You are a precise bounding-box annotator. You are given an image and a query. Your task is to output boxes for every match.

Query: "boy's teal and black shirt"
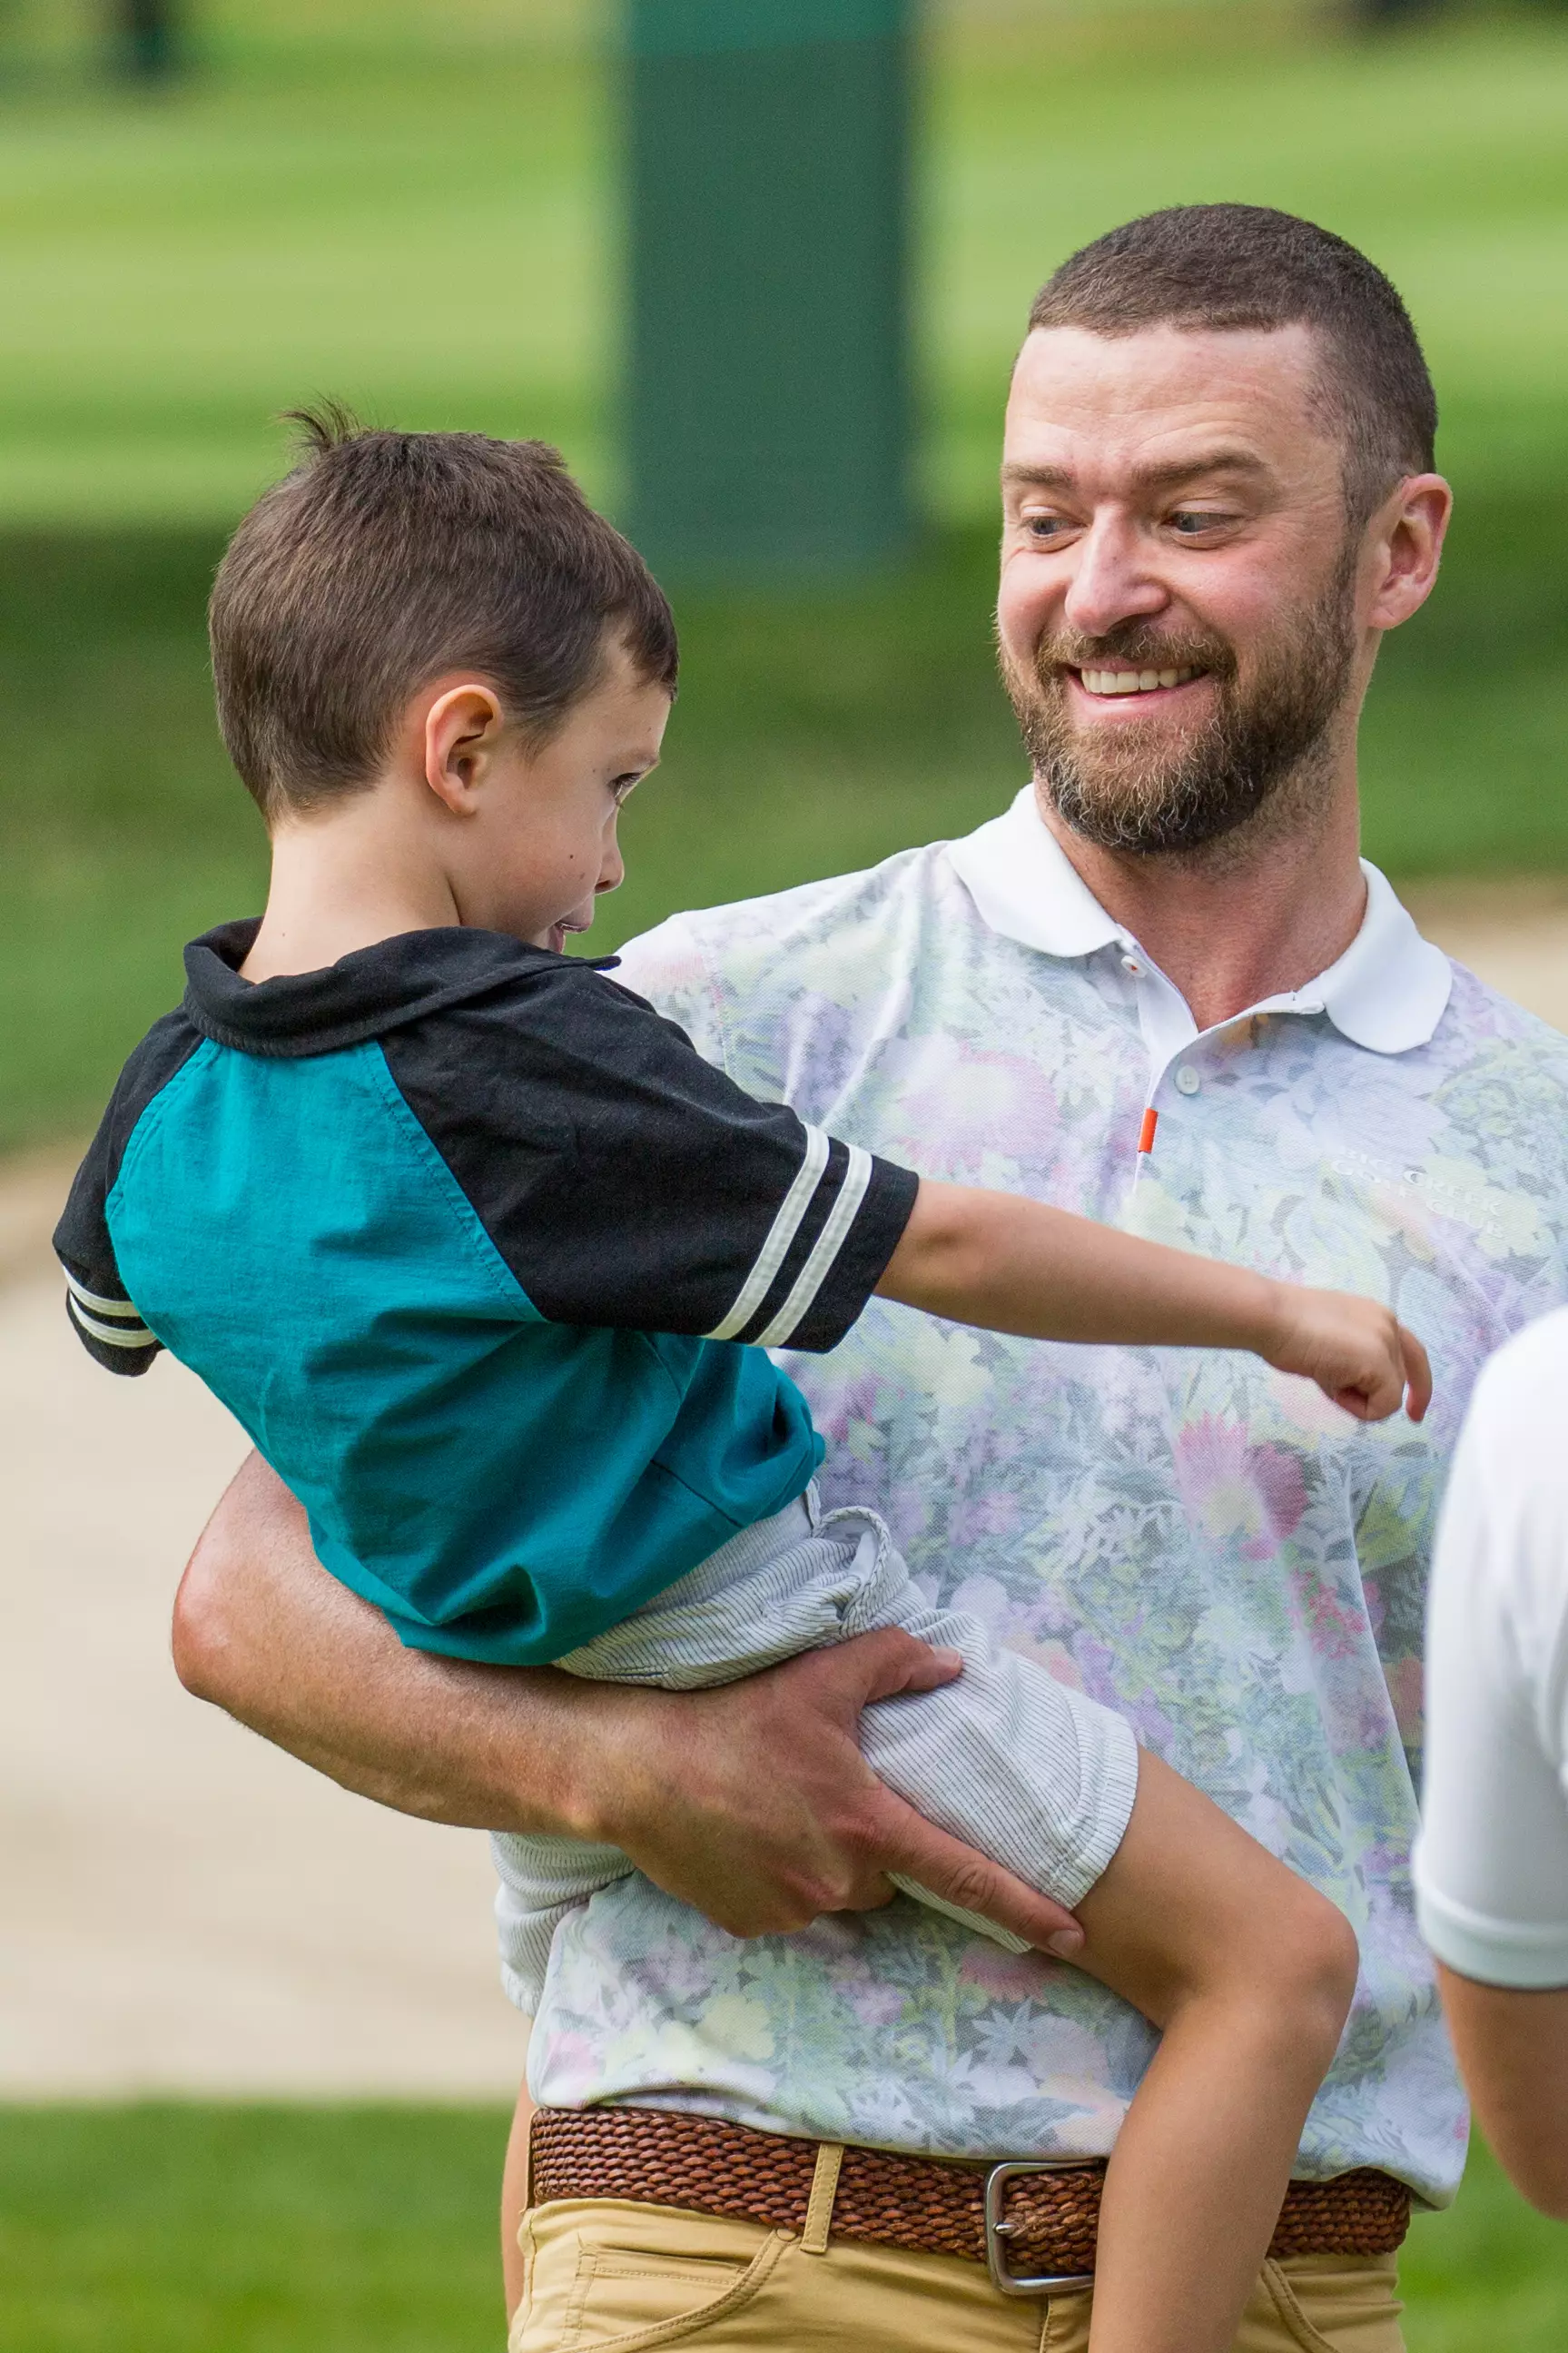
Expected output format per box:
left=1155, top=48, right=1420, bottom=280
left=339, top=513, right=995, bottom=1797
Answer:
left=54, top=922, right=919, bottom=1666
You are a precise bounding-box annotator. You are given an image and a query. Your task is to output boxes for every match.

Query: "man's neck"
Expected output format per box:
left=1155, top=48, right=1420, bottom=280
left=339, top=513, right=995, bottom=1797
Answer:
left=1033, top=771, right=1366, bottom=1033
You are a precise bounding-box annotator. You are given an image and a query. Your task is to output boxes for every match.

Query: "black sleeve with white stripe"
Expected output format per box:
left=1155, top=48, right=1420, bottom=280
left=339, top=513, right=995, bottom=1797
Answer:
left=54, top=1008, right=202, bottom=1377
left=383, top=964, right=920, bottom=1352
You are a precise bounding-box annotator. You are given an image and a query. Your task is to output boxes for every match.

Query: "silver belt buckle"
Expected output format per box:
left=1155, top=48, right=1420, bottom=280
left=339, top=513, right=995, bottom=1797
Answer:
left=983, top=2159, right=1098, bottom=2299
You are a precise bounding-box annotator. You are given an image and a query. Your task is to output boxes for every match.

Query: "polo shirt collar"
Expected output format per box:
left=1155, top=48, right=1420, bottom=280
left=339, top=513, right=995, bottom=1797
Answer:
left=946, top=785, right=1452, bottom=1056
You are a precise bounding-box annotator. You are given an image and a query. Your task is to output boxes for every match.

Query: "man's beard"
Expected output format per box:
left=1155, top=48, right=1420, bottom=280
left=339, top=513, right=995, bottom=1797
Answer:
left=1002, top=556, right=1359, bottom=859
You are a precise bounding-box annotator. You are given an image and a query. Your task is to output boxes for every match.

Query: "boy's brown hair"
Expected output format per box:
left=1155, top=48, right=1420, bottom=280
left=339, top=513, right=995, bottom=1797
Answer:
left=210, top=407, right=678, bottom=824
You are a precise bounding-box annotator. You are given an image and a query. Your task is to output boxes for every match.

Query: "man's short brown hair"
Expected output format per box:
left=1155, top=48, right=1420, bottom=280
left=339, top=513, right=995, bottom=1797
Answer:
left=210, top=409, right=678, bottom=824
left=1028, top=204, right=1437, bottom=522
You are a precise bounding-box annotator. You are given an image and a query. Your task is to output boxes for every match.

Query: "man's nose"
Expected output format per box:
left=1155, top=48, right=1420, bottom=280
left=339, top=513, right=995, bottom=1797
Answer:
left=1061, top=513, right=1168, bottom=640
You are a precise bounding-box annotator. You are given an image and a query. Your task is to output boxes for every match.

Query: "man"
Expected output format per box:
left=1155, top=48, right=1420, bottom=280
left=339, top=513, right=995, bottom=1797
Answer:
left=173, top=206, right=1568, bottom=2348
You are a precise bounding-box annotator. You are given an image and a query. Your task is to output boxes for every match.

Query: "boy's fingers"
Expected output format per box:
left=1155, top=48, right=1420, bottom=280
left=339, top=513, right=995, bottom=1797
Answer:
left=870, top=1787, right=1084, bottom=1957
left=1401, top=1325, right=1433, bottom=1422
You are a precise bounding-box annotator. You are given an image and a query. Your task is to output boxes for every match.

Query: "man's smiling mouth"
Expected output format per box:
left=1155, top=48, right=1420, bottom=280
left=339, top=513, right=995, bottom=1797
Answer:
left=1072, top=666, right=1202, bottom=697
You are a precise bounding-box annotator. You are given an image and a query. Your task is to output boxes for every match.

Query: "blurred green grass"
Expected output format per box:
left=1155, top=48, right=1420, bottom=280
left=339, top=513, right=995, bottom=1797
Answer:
left=0, top=11, right=1565, bottom=519
left=0, top=2104, right=1560, bottom=2353
left=0, top=35, right=606, bottom=522
left=2, top=3, right=1567, bottom=1148
left=0, top=2104, right=509, bottom=2353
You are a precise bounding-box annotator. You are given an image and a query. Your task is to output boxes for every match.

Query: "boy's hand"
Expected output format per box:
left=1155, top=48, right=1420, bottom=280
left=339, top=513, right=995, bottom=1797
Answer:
left=1258, top=1285, right=1431, bottom=1423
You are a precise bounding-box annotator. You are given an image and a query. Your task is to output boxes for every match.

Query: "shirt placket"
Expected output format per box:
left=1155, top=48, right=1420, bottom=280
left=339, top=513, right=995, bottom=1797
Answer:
left=1113, top=934, right=1326, bottom=1191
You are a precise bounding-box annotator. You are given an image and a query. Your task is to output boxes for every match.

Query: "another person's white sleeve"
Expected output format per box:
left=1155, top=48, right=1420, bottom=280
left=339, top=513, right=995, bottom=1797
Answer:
left=1415, top=1314, right=1568, bottom=1988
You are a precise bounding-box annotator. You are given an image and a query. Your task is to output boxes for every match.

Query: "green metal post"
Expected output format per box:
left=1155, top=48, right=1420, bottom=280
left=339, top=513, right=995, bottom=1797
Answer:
left=625, top=0, right=913, bottom=574
left=115, top=0, right=181, bottom=80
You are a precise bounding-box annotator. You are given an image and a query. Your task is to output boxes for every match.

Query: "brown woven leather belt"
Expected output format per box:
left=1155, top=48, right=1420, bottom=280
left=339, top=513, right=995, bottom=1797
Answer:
left=529, top=2106, right=1410, bottom=2297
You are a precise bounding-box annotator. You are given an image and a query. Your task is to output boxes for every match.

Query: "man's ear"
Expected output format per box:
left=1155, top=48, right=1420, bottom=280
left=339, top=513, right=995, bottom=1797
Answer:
left=422, top=682, right=508, bottom=816
left=1366, top=474, right=1452, bottom=635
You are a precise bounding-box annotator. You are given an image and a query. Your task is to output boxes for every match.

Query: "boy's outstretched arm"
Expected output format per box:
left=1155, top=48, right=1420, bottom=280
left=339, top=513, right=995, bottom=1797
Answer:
left=877, top=1180, right=1431, bottom=1423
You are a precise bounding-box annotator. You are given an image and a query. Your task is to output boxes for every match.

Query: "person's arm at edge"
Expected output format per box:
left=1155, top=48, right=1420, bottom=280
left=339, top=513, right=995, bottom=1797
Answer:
left=1418, top=1339, right=1568, bottom=2220
left=1435, top=1966, right=1568, bottom=2220
left=173, top=1452, right=1087, bottom=1953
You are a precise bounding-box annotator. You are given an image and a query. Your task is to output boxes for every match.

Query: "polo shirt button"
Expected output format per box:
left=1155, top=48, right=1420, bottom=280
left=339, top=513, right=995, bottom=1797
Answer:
left=1121, top=954, right=1141, bottom=976
left=1175, top=1065, right=1201, bottom=1096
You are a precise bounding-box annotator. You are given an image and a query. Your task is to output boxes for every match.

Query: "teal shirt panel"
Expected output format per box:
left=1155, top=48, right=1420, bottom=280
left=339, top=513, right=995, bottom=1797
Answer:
left=105, top=1035, right=823, bottom=1663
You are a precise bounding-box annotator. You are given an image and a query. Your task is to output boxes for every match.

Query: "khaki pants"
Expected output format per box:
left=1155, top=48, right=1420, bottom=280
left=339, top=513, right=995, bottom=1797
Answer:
left=509, top=2197, right=1404, bottom=2352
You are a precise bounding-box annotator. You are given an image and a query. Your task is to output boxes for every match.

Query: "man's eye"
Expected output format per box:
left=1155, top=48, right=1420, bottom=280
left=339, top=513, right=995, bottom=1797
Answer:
left=1169, top=510, right=1230, bottom=536
left=1024, top=514, right=1073, bottom=541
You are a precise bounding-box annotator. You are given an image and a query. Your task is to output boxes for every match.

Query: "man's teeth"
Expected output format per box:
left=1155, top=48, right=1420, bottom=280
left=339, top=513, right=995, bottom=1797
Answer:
left=1080, top=666, right=1198, bottom=696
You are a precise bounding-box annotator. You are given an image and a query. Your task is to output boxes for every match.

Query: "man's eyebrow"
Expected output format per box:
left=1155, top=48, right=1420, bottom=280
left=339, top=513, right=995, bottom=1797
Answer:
left=1002, top=450, right=1273, bottom=497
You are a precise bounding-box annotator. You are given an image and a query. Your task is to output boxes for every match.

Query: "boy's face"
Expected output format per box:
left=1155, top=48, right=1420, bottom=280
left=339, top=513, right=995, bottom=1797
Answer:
left=463, top=638, right=670, bottom=951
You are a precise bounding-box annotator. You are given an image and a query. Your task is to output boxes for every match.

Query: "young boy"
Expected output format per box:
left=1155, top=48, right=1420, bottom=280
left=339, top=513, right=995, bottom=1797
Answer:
left=58, top=418, right=1428, bottom=2353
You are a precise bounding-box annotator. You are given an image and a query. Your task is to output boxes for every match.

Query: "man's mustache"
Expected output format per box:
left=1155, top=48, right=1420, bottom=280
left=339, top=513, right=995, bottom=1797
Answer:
left=1031, top=628, right=1239, bottom=681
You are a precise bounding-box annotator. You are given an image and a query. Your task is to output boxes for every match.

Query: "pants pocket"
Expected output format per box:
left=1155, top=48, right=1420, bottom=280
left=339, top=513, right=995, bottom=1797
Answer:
left=518, top=2221, right=792, bottom=2351
left=1255, top=2257, right=1405, bottom=2353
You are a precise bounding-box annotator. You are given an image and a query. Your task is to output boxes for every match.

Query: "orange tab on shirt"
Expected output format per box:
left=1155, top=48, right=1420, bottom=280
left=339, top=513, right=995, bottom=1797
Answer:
left=1138, top=1107, right=1159, bottom=1157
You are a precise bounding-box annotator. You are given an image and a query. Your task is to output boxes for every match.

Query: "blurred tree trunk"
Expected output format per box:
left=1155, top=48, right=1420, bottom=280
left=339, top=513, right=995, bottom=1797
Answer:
left=1352, top=0, right=1443, bottom=23
left=625, top=0, right=912, bottom=578
left=116, top=0, right=179, bottom=79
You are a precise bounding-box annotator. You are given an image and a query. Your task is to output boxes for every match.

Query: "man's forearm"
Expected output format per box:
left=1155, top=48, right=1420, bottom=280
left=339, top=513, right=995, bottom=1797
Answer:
left=173, top=1452, right=598, bottom=1834
left=173, top=1451, right=1088, bottom=1953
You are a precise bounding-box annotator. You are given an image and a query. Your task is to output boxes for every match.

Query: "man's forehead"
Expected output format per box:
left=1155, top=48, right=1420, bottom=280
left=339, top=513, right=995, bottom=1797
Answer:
left=1002, top=319, right=1335, bottom=487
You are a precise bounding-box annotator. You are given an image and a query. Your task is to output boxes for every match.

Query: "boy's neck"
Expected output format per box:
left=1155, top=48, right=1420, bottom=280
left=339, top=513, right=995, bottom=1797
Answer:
left=241, top=803, right=460, bottom=983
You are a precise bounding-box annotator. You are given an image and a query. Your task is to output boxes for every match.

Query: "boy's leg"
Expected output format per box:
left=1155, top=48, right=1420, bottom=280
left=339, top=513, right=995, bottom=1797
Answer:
left=850, top=1586, right=1140, bottom=1942
left=852, top=1574, right=1366, bottom=2353
left=1042, top=1755, right=1361, bottom=2353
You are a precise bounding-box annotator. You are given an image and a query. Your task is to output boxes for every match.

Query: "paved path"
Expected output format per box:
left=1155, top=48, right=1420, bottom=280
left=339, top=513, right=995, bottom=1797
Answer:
left=3, top=1175, right=527, bottom=2097
left=5, top=891, right=1567, bottom=2095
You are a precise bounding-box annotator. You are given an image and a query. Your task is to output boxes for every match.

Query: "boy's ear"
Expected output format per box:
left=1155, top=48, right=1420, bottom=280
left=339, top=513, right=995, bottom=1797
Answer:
left=422, top=681, right=508, bottom=815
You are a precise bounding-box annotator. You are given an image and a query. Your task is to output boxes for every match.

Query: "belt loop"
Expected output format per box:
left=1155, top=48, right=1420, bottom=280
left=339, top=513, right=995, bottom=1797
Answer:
left=800, top=2142, right=844, bottom=2256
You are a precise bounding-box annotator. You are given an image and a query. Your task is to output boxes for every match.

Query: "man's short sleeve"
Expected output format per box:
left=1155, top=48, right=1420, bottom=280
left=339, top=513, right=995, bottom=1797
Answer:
left=383, top=963, right=920, bottom=1353
left=1415, top=1321, right=1568, bottom=1989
